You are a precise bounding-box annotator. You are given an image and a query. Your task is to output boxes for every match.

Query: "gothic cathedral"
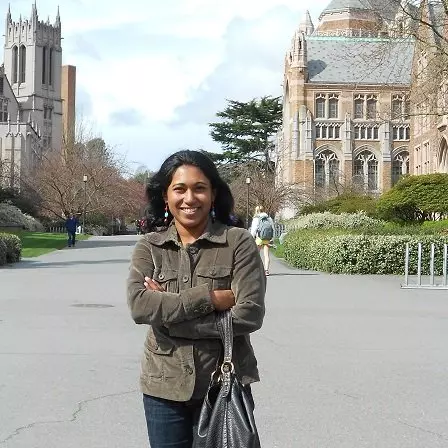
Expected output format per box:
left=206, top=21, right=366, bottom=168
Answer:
left=0, top=3, right=63, bottom=188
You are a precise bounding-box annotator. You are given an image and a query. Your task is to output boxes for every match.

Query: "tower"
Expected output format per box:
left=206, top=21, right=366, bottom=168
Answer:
left=3, top=3, right=63, bottom=152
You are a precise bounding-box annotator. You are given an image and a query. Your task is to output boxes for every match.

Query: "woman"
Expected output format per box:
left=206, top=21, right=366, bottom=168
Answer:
left=127, top=150, right=266, bottom=447
left=250, top=205, right=275, bottom=276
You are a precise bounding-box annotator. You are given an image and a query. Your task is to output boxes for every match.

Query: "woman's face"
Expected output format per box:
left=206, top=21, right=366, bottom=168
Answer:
left=165, top=164, right=215, bottom=231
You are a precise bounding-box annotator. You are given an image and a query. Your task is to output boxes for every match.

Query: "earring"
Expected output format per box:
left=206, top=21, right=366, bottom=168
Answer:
left=164, top=203, right=169, bottom=224
left=210, top=204, right=216, bottom=223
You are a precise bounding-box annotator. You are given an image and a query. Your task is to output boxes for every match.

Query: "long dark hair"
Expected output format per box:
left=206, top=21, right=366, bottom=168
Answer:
left=145, top=150, right=239, bottom=231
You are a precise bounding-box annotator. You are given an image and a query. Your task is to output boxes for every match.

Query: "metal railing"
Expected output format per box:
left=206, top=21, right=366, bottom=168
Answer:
left=402, top=242, right=448, bottom=289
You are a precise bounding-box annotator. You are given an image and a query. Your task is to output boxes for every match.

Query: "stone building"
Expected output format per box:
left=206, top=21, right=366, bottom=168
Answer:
left=409, top=0, right=448, bottom=175
left=0, top=3, right=64, bottom=188
left=276, top=0, right=415, bottom=217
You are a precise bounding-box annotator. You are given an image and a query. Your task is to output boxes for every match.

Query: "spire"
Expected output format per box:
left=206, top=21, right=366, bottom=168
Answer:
left=298, top=10, right=314, bottom=36
left=289, top=31, right=307, bottom=71
left=7, top=3, right=11, bottom=21
left=31, top=1, right=37, bottom=25
left=55, top=5, right=61, bottom=27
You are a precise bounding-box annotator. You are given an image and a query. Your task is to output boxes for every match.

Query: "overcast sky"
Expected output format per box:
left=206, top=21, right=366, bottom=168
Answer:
left=7, top=0, right=330, bottom=171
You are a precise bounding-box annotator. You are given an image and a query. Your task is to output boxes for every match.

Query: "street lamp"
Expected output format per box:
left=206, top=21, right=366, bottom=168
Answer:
left=82, top=175, right=87, bottom=234
left=245, top=177, right=251, bottom=229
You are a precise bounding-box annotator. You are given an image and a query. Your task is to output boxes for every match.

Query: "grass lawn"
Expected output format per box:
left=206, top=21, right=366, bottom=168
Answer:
left=12, top=232, right=90, bottom=258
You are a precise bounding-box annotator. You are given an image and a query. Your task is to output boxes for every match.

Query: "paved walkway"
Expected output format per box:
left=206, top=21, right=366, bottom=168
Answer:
left=1, top=235, right=448, bottom=447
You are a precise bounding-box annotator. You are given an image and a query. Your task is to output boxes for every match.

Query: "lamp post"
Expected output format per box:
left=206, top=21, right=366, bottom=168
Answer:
left=245, top=177, right=251, bottom=229
left=82, top=175, right=87, bottom=234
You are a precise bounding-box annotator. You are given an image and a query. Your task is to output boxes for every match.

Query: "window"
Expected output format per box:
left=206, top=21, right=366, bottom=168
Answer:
left=42, top=46, right=47, bottom=84
left=415, top=146, right=421, bottom=174
left=392, top=151, right=410, bottom=185
left=12, top=46, right=18, bottom=83
left=315, top=150, right=339, bottom=188
left=315, top=93, right=339, bottom=119
left=392, top=125, right=410, bottom=141
left=354, top=124, right=379, bottom=140
left=0, top=99, right=8, bottom=122
left=391, top=94, right=410, bottom=120
left=366, top=97, right=377, bottom=119
left=353, top=150, right=378, bottom=191
left=0, top=76, right=3, bottom=95
left=423, top=141, right=430, bottom=174
left=19, top=45, right=26, bottom=83
left=44, top=106, right=53, bottom=120
left=315, top=94, right=326, bottom=118
left=49, top=48, right=53, bottom=86
left=354, top=98, right=364, bottom=119
left=316, top=123, right=341, bottom=139
left=354, top=94, right=378, bottom=120
left=328, top=95, right=339, bottom=119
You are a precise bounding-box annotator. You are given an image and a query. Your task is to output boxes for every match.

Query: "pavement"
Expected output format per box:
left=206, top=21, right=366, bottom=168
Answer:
left=1, top=235, right=448, bottom=448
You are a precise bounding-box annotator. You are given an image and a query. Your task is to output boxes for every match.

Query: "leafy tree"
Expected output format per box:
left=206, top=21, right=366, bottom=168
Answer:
left=208, top=96, right=282, bottom=173
left=377, top=174, right=448, bottom=222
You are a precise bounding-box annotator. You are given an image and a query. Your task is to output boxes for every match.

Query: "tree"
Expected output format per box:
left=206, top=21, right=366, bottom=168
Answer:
left=377, top=173, right=448, bottom=221
left=131, top=165, right=154, bottom=185
left=26, top=127, right=145, bottom=220
left=208, top=96, right=282, bottom=173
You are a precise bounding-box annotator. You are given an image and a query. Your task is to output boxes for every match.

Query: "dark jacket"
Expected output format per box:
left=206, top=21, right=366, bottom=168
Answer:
left=127, top=220, right=266, bottom=401
left=65, top=217, right=77, bottom=233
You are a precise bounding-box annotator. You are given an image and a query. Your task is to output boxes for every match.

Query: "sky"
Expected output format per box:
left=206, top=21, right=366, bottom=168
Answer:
left=6, top=0, right=330, bottom=172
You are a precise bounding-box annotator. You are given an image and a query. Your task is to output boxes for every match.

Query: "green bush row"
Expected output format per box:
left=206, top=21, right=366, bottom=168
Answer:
left=0, top=233, right=22, bottom=265
left=283, top=230, right=448, bottom=275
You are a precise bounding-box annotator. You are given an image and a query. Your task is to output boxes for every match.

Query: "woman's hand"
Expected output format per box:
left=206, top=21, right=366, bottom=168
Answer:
left=144, top=277, right=165, bottom=291
left=210, top=289, right=235, bottom=311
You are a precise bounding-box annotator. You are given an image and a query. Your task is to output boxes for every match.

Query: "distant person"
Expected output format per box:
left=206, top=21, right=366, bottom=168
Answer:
left=135, top=219, right=142, bottom=235
left=65, top=213, right=78, bottom=248
left=250, top=205, right=275, bottom=276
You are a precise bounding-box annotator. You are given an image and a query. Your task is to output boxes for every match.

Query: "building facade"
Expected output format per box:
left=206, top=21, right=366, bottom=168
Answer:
left=276, top=0, right=415, bottom=217
left=0, top=3, right=64, bottom=188
left=409, top=0, right=448, bottom=175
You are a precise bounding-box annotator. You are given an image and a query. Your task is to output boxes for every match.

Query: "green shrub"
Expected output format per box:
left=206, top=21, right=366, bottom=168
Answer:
left=301, top=194, right=378, bottom=216
left=0, top=238, right=6, bottom=265
left=0, top=233, right=22, bottom=264
left=286, top=211, right=383, bottom=231
left=283, top=230, right=448, bottom=275
left=421, top=220, right=448, bottom=233
left=377, top=173, right=448, bottom=222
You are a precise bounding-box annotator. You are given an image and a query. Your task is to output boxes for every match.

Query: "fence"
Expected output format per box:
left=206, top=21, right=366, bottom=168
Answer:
left=274, top=223, right=286, bottom=239
left=402, top=242, right=448, bottom=289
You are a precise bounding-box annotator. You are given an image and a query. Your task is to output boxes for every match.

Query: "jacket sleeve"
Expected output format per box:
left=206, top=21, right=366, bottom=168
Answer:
left=167, top=231, right=266, bottom=339
left=127, top=237, right=215, bottom=326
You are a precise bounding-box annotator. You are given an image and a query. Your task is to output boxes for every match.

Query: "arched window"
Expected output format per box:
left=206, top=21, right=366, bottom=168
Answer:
left=19, top=45, right=26, bottom=83
left=392, top=150, right=410, bottom=185
left=438, top=139, right=448, bottom=173
left=315, top=150, right=339, bottom=188
left=49, top=48, right=53, bottom=86
left=354, top=150, right=378, bottom=191
left=12, top=46, right=18, bottom=83
left=42, top=46, right=47, bottom=84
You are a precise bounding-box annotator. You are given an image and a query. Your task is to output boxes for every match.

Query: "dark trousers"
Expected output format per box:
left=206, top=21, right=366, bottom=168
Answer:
left=67, top=231, right=76, bottom=247
left=143, top=387, right=254, bottom=448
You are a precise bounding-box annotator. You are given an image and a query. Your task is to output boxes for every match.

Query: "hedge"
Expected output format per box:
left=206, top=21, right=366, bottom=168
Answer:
left=0, top=233, right=22, bottom=265
left=286, top=211, right=383, bottom=231
left=284, top=230, right=448, bottom=275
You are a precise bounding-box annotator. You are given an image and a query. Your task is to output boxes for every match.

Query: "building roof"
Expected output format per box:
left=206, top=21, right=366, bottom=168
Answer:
left=320, top=0, right=400, bottom=21
left=307, top=36, right=414, bottom=85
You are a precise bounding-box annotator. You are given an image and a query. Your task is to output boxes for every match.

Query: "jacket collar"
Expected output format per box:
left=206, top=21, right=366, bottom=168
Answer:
left=145, top=219, right=228, bottom=246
